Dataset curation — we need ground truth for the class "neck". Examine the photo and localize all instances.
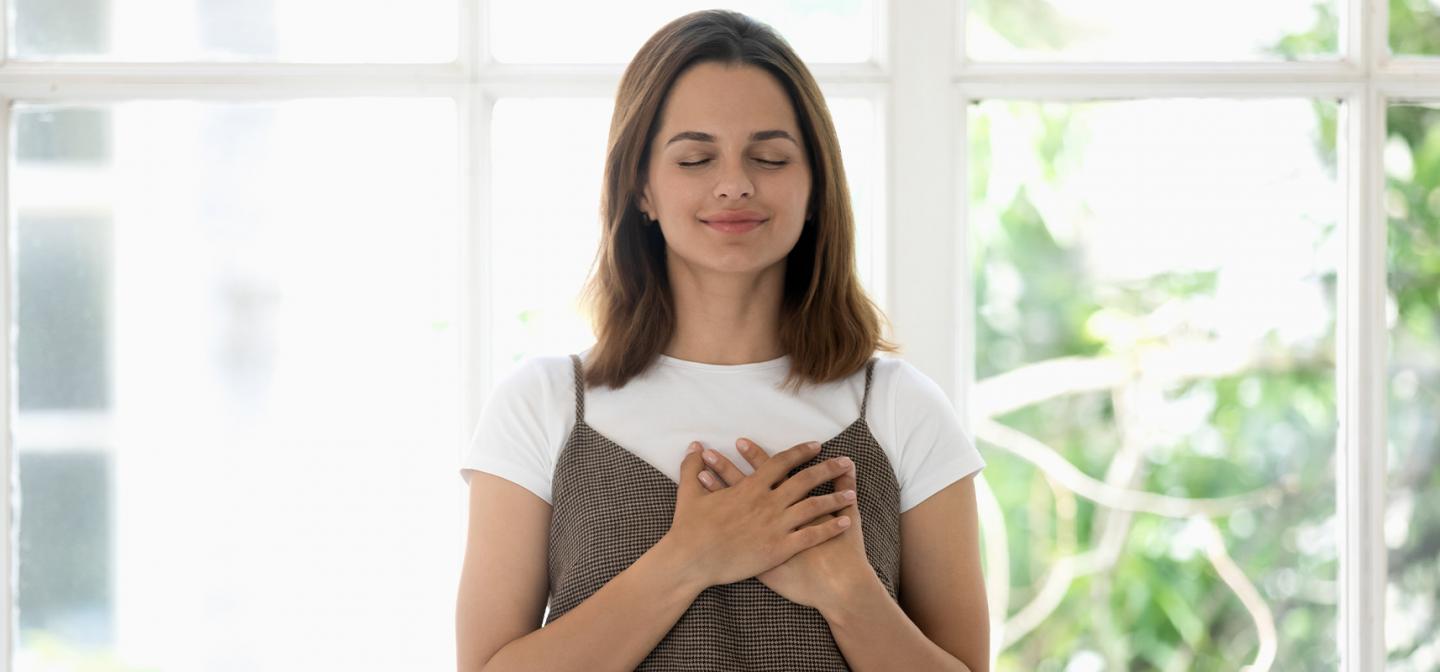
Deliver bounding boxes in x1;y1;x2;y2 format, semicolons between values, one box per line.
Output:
663;253;785;365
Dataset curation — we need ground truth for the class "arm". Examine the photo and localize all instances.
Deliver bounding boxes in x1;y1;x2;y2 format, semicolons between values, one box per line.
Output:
480;535;706;672
823;576;974;672
820;475;990;672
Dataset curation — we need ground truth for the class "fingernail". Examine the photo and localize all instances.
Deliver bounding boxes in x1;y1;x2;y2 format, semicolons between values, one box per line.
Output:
688;442;700;454
808;441;821;451
736;439;750;451
703;450;718;464
842;490;856;501
837;456;852;468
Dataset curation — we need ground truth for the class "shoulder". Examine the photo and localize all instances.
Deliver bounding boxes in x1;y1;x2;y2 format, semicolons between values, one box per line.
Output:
485;353;581;416
870;354;969;450
866;354;964;449
871;355;950;411
871;356;984;512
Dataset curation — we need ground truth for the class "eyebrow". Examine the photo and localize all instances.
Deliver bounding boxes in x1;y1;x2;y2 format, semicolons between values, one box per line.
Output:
664;129;800;147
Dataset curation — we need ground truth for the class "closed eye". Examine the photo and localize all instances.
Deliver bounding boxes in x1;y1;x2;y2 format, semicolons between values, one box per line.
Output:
679;158;789;167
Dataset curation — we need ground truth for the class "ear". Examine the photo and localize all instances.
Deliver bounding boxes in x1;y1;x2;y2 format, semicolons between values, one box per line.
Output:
636;186;653;219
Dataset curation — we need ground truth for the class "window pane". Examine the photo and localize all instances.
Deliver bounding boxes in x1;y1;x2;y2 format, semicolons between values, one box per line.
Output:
1390;0;1440;56
965;0;1339;62
13;99;462;671
1384;102;1440;670
489;1;876;64
488;94;880;377
969;98;1341;669
11;0;456;62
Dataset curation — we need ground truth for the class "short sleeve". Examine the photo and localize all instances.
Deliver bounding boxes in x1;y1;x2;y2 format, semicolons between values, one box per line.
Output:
891;360;986;513
458;358;561;505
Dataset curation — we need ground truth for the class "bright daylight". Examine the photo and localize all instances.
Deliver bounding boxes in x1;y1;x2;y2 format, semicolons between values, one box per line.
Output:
6;0;1438;671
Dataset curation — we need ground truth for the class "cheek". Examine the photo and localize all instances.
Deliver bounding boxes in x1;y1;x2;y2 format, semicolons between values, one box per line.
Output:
780;171;812;210
651;174;704;213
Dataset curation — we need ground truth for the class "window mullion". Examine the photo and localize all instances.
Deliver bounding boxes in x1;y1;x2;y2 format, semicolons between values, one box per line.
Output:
462;0;480;81
890;0;962;406
1337;80;1389;672
0;90;12;672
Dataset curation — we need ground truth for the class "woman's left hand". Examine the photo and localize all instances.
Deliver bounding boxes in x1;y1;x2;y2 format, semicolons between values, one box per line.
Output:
697;438;876;611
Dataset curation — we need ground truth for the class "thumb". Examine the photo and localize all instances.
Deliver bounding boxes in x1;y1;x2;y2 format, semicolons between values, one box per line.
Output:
677;442;705;498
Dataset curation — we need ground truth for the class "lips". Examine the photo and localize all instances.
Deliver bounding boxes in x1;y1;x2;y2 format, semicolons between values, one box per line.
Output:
705;219;763;233
701;209;767;224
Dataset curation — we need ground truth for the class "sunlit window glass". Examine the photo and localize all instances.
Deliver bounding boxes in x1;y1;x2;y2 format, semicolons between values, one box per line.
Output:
13;99;462;670
1383;102;1440;670
970;97;1341;669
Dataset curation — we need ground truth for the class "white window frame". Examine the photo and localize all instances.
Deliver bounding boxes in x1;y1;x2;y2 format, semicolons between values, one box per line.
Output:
0;0;1429;669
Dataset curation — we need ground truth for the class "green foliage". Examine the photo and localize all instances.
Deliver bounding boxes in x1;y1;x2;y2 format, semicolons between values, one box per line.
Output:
967;0;1077;52
1383;7;1440;669
1385;101;1440;668
19;630;160;672
1389;0;1440;56
962;3;1440;667
1265;3;1340;58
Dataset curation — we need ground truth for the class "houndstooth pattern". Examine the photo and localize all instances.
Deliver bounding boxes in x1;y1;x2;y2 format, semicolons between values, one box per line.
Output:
543;354;902;671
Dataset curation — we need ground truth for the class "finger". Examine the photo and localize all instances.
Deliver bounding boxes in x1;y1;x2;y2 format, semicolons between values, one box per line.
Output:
787;515;851;554
701;448;748;486
678;442;707;498
756;440;824;488
735;437;773;472
697;468;723;491
795;512;835;530
833;456;860;524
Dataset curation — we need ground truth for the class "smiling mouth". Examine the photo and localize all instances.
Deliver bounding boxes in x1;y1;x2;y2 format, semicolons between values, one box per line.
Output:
703;219;765;233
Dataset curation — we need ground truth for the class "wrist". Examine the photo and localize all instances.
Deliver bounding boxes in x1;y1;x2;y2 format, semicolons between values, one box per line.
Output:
650;534;713;596
819;568;887;624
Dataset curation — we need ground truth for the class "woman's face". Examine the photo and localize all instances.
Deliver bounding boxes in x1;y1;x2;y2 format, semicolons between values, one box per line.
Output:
638;61;812;276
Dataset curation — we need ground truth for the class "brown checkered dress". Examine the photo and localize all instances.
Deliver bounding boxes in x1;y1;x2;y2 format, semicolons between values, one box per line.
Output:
543;354;902;670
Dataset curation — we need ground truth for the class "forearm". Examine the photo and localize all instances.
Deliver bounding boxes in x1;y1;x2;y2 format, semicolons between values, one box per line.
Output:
482;536;706;672
822;575;975;672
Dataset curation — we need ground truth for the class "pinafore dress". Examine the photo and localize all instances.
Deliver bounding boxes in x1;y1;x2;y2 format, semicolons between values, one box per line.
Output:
544;354;902;671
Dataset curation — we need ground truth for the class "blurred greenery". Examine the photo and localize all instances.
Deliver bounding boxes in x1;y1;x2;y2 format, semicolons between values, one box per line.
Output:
1383;101;1440;669
972;93;1341;669
18;631;158;672
20;2;1439;670
967;1;1437;671
1390;0;1440;56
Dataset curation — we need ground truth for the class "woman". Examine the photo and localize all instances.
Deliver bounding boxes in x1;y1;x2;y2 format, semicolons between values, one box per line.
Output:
457;9;988;671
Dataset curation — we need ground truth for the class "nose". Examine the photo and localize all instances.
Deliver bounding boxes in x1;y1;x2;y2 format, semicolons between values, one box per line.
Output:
713;156;754;201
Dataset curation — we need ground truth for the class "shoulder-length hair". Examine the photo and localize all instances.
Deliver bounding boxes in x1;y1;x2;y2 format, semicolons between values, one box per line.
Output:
578;9;899;394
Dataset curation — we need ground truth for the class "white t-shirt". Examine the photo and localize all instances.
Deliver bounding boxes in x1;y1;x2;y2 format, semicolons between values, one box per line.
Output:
459;347;985;514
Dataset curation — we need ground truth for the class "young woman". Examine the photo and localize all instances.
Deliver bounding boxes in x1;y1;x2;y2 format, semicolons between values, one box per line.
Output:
458;10;988;671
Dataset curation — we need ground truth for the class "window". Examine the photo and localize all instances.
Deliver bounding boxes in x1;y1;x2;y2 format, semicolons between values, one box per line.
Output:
3;1;1430;671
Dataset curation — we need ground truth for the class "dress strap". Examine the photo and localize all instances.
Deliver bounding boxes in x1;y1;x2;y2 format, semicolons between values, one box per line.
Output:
569;353;585;424
860;356;878;420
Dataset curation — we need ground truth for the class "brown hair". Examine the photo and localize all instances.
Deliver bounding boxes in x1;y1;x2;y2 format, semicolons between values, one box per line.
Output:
578;9;899;394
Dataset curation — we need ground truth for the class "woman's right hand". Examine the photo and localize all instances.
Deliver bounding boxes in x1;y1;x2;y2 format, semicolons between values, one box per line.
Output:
663;440;856;588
